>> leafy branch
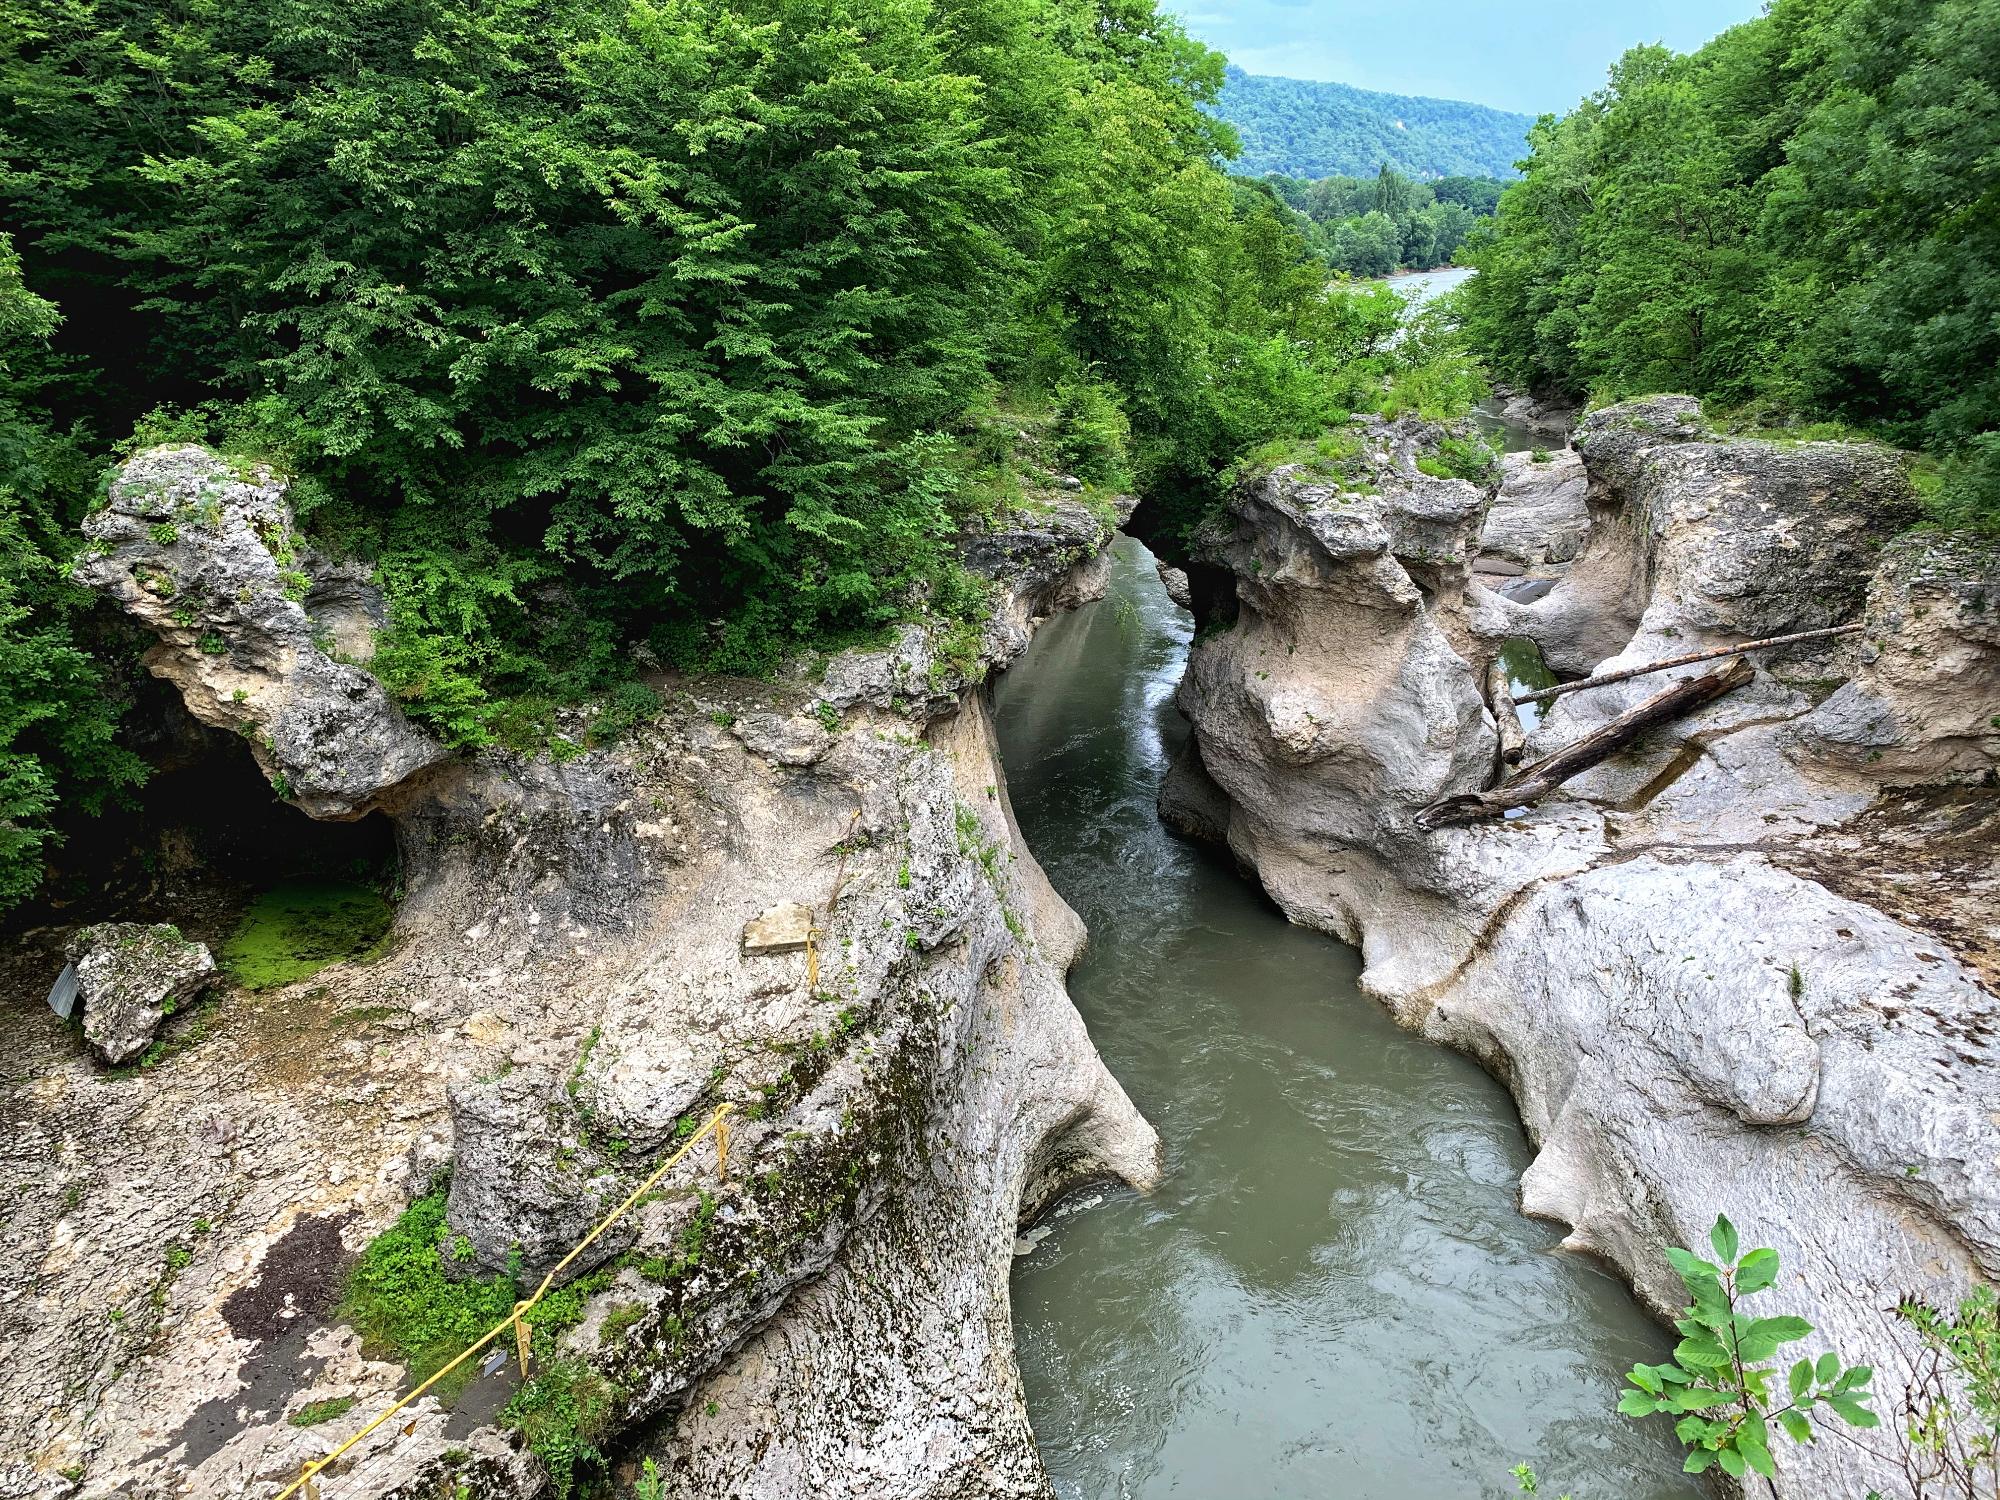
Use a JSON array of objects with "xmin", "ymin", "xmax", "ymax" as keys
[{"xmin": 1619, "ymin": 1215, "xmax": 1877, "ymax": 1483}]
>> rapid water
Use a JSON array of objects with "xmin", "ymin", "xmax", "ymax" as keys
[{"xmin": 995, "ymin": 540, "xmax": 1696, "ymax": 1500}]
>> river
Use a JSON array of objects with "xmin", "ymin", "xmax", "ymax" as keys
[
  {"xmin": 995, "ymin": 540, "xmax": 1696, "ymax": 1500},
  {"xmin": 1385, "ymin": 264, "xmax": 1475, "ymax": 309}
]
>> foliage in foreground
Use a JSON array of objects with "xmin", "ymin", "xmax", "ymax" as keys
[
  {"xmin": 1521, "ymin": 1215, "xmax": 2000, "ymax": 1498},
  {"xmin": 337, "ymin": 1184, "xmax": 625, "ymax": 1494},
  {"xmin": 1892, "ymin": 1287, "xmax": 2000, "ymax": 1498},
  {"xmin": 1619, "ymin": 1215, "xmax": 1876, "ymax": 1481},
  {"xmin": 1459, "ymin": 0, "xmax": 2000, "ymax": 524}
]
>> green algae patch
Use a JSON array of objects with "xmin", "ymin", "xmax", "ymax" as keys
[{"xmin": 220, "ymin": 879, "xmax": 395, "ymax": 990}]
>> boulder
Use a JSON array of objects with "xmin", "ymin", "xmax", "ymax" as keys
[
  {"xmin": 1476, "ymin": 449, "xmax": 1588, "ymax": 568},
  {"xmin": 442, "ymin": 1067, "xmax": 631, "ymax": 1280},
  {"xmin": 76, "ymin": 446, "xmax": 448, "ymax": 817},
  {"xmin": 64, "ymin": 923, "xmax": 214, "ymax": 1066}
]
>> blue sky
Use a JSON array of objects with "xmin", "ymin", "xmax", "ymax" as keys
[{"xmin": 1174, "ymin": 1, "xmax": 1765, "ymax": 116}]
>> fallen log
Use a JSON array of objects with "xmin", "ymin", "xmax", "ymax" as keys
[
  {"xmin": 1485, "ymin": 657, "xmax": 1528, "ymax": 768},
  {"xmin": 1513, "ymin": 623, "xmax": 1860, "ymax": 707},
  {"xmin": 1419, "ymin": 657, "xmax": 1754, "ymax": 828}
]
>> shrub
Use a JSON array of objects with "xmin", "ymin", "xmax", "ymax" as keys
[{"xmin": 1617, "ymin": 1216, "xmax": 1876, "ymax": 1481}]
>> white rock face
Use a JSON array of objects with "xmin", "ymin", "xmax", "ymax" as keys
[
  {"xmin": 24, "ymin": 458, "xmax": 1156, "ymax": 1500},
  {"xmin": 1169, "ymin": 396, "xmax": 2000, "ymax": 1500},
  {"xmin": 75, "ymin": 447, "xmax": 448, "ymax": 817},
  {"xmin": 1477, "ymin": 449, "xmax": 1588, "ymax": 568}
]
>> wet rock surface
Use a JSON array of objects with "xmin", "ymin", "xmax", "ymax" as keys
[
  {"xmin": 1168, "ymin": 395, "xmax": 2000, "ymax": 1500},
  {"xmin": 6, "ymin": 461, "xmax": 1156, "ymax": 1499}
]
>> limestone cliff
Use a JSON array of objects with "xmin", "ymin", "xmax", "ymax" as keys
[
  {"xmin": 1164, "ymin": 398, "xmax": 2000, "ymax": 1500},
  {"xmin": 2, "ymin": 450, "xmax": 1155, "ymax": 1500}
]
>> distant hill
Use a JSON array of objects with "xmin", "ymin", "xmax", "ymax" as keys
[{"xmin": 1214, "ymin": 66, "xmax": 1533, "ymax": 180}]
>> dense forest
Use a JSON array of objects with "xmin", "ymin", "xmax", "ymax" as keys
[
  {"xmin": 0, "ymin": 0, "xmax": 1478, "ymax": 911},
  {"xmin": 1215, "ymin": 66, "xmax": 1532, "ymax": 180},
  {"xmin": 1461, "ymin": 0, "xmax": 1999, "ymax": 524},
  {"xmin": 1258, "ymin": 168, "xmax": 1503, "ymax": 276}
]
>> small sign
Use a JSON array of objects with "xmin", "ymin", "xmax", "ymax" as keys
[{"xmin": 46, "ymin": 962, "xmax": 79, "ymax": 1021}]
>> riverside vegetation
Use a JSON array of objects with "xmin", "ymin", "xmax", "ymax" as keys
[
  {"xmin": 1459, "ymin": 0, "xmax": 2000, "ymax": 526},
  {"xmin": 0, "ymin": 0, "xmax": 1484, "ymax": 914},
  {"xmin": 1522, "ymin": 1215, "xmax": 2000, "ymax": 1499}
]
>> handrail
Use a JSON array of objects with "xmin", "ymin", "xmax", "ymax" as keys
[{"xmin": 277, "ymin": 1101, "xmax": 735, "ymax": 1499}]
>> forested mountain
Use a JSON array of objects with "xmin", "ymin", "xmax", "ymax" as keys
[
  {"xmin": 1215, "ymin": 66, "xmax": 1532, "ymax": 180},
  {"xmin": 0, "ymin": 0, "xmax": 1483, "ymax": 911},
  {"xmin": 1460, "ymin": 0, "xmax": 1999, "ymax": 525}
]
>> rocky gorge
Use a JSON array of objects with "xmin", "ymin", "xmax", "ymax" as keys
[
  {"xmin": 5, "ymin": 397, "xmax": 1997, "ymax": 1500},
  {"xmin": 1162, "ymin": 395, "xmax": 2000, "ymax": 1500},
  {"xmin": 1, "ymin": 448, "xmax": 1156, "ymax": 1500}
]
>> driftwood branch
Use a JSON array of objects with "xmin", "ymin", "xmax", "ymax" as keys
[
  {"xmin": 1513, "ymin": 623, "xmax": 1860, "ymax": 707},
  {"xmin": 1485, "ymin": 657, "xmax": 1527, "ymax": 767},
  {"xmin": 1420, "ymin": 658, "xmax": 1753, "ymax": 828}
]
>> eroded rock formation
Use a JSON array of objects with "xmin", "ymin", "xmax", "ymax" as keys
[
  {"xmin": 75, "ymin": 448, "xmax": 448, "ymax": 819},
  {"xmin": 1164, "ymin": 397, "xmax": 2000, "ymax": 1500},
  {"xmin": 3, "ymin": 454, "xmax": 1154, "ymax": 1500}
]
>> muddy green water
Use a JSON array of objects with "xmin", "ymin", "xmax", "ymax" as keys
[{"xmin": 995, "ymin": 540, "xmax": 1697, "ymax": 1500}]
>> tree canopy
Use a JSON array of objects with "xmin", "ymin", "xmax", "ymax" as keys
[
  {"xmin": 1459, "ymin": 0, "xmax": 2000, "ymax": 523},
  {"xmin": 0, "ymin": 0, "xmax": 1484, "ymax": 908}
]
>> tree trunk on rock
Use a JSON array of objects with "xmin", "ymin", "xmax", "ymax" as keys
[
  {"xmin": 1513, "ymin": 625, "xmax": 1860, "ymax": 707},
  {"xmin": 1485, "ymin": 658, "xmax": 1528, "ymax": 769},
  {"xmin": 1420, "ymin": 658, "xmax": 1754, "ymax": 827}
]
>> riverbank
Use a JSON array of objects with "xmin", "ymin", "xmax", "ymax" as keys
[{"xmin": 1158, "ymin": 396, "xmax": 2000, "ymax": 1500}]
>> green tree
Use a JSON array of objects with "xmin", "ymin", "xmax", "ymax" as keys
[
  {"xmin": 1461, "ymin": 0, "xmax": 2000, "ymax": 524},
  {"xmin": 1331, "ymin": 211, "xmax": 1403, "ymax": 278},
  {"xmin": 0, "ymin": 235, "xmax": 145, "ymax": 906}
]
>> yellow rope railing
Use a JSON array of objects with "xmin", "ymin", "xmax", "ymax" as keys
[{"xmin": 277, "ymin": 1101, "xmax": 735, "ymax": 1500}]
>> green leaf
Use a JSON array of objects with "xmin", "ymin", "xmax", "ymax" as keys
[
  {"xmin": 1835, "ymin": 1365, "xmax": 1873, "ymax": 1394},
  {"xmin": 1741, "ymin": 1436, "xmax": 1777, "ymax": 1478},
  {"xmin": 1778, "ymin": 1408, "xmax": 1813, "ymax": 1444},
  {"xmin": 1736, "ymin": 1315, "xmax": 1814, "ymax": 1361},
  {"xmin": 1668, "ymin": 1387, "xmax": 1733, "ymax": 1412},
  {"xmin": 1816, "ymin": 1351, "xmax": 1839, "ymax": 1383},
  {"xmin": 1717, "ymin": 1447, "xmax": 1746, "ymax": 1478},
  {"xmin": 1628, "ymin": 1365, "xmax": 1663, "ymax": 1395},
  {"xmin": 1674, "ymin": 1334, "xmax": 1733, "ymax": 1370},
  {"xmin": 1736, "ymin": 1247, "xmax": 1780, "ymax": 1294},
  {"xmin": 1683, "ymin": 1450, "xmax": 1717, "ymax": 1474},
  {"xmin": 1789, "ymin": 1359, "xmax": 1812, "ymax": 1400},
  {"xmin": 1665, "ymin": 1246, "xmax": 1722, "ymax": 1287},
  {"xmin": 1710, "ymin": 1215, "xmax": 1739, "ymax": 1265},
  {"xmin": 1618, "ymin": 1391, "xmax": 1661, "ymax": 1417},
  {"xmin": 1825, "ymin": 1394, "xmax": 1878, "ymax": 1429}
]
